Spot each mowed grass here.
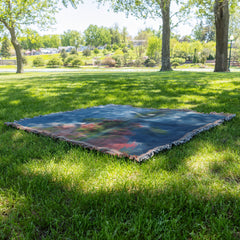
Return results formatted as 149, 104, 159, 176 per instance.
0, 71, 239, 239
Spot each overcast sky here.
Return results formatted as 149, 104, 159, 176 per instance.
40, 1, 195, 37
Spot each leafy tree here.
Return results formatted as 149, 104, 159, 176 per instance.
1, 36, 11, 59
179, 35, 192, 42
94, 48, 100, 54
0, 0, 59, 73
21, 29, 42, 51
109, 24, 121, 45
188, 0, 239, 72
0, 0, 82, 73
61, 30, 83, 49
146, 36, 162, 63
193, 21, 215, 42
229, 5, 240, 40
84, 25, 111, 47
134, 28, 154, 43
96, 0, 178, 71
135, 45, 145, 58
41, 34, 61, 48
121, 27, 129, 44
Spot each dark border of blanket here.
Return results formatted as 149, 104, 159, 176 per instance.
5, 105, 236, 162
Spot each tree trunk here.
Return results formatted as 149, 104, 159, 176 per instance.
214, 0, 229, 72
9, 27, 24, 73
160, 0, 172, 71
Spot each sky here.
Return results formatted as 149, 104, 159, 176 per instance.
40, 1, 195, 37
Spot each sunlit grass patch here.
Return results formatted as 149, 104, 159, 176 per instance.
0, 71, 239, 239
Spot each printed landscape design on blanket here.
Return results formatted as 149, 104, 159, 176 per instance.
5, 104, 235, 162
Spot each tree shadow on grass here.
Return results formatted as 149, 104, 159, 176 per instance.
1, 71, 239, 170
0, 134, 240, 239
0, 71, 240, 239
0, 71, 214, 120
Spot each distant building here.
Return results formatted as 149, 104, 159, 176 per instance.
39, 48, 58, 54
78, 45, 89, 52
24, 50, 41, 55
132, 40, 147, 47
58, 46, 75, 53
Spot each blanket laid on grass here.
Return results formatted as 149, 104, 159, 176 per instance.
5, 104, 235, 162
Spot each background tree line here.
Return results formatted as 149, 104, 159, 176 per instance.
0, 0, 239, 73
1, 25, 240, 69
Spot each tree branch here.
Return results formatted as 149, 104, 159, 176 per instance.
0, 17, 11, 30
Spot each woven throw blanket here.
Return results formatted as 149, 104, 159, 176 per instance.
5, 104, 235, 162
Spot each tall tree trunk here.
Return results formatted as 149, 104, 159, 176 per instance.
214, 0, 229, 72
160, 0, 172, 71
9, 27, 24, 73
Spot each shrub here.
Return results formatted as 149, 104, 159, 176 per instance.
133, 58, 143, 67
112, 55, 123, 67
126, 60, 134, 67
94, 48, 99, 54
60, 49, 68, 60
47, 57, 62, 68
94, 58, 101, 66
122, 47, 128, 53
106, 45, 112, 51
170, 58, 185, 65
102, 57, 116, 67
22, 56, 28, 65
64, 56, 75, 66
71, 57, 83, 67
103, 49, 108, 55
64, 56, 83, 67
33, 56, 45, 67
173, 50, 187, 59
112, 44, 119, 51
70, 48, 78, 55
208, 54, 215, 60
171, 62, 180, 68
82, 49, 91, 57
114, 49, 124, 55
147, 36, 161, 62
129, 43, 134, 50
144, 58, 156, 67
200, 56, 207, 64
123, 53, 130, 67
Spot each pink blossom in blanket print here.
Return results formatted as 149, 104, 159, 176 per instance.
5, 104, 235, 162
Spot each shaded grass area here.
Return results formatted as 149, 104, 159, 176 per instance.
0, 71, 239, 239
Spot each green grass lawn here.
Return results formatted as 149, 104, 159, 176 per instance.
0, 71, 239, 239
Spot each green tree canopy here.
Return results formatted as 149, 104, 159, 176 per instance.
193, 20, 215, 42
1, 36, 11, 59
61, 30, 83, 49
0, 0, 82, 73
146, 36, 162, 62
229, 5, 240, 40
84, 25, 111, 47
41, 34, 62, 48
134, 28, 155, 42
109, 24, 121, 45
19, 29, 42, 51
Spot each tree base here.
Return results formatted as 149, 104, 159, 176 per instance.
160, 67, 173, 72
